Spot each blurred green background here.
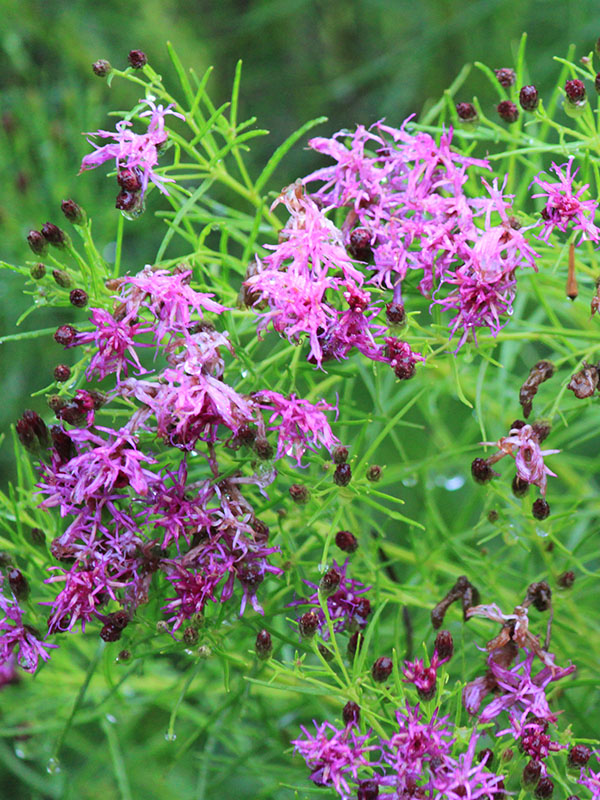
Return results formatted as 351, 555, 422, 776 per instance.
1, 0, 598, 466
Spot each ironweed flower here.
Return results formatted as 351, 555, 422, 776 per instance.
0, 576, 56, 672
532, 158, 600, 244
80, 99, 185, 199
481, 423, 559, 496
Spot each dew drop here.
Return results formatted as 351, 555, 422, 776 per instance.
164, 731, 177, 742
401, 475, 417, 487
105, 713, 117, 724
46, 757, 61, 774
535, 527, 549, 538
443, 475, 465, 492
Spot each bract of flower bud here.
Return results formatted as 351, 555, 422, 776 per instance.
497, 101, 519, 123
128, 49, 148, 69
61, 199, 86, 225
519, 85, 539, 111
92, 59, 111, 77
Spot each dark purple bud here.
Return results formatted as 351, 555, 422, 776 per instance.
117, 168, 143, 192
16, 410, 49, 454
50, 426, 76, 463
532, 420, 551, 443
371, 656, 393, 683
61, 199, 85, 226
523, 760, 543, 786
386, 301, 406, 326
317, 643, 334, 661
335, 530, 358, 553
41, 222, 67, 248
456, 102, 477, 121
519, 85, 539, 111
128, 49, 148, 69
52, 269, 73, 289
511, 419, 527, 430
255, 629, 273, 660
565, 79, 586, 103
332, 445, 349, 465
27, 230, 48, 255
512, 475, 529, 497
31, 527, 45, 546
54, 324, 78, 347
488, 509, 499, 522
116, 190, 139, 211
567, 796, 581, 800
253, 437, 273, 460
100, 623, 123, 642
534, 777, 554, 799
53, 364, 71, 382
366, 465, 382, 482
92, 59, 112, 77
357, 779, 379, 800
333, 463, 352, 487
501, 748, 514, 762
526, 581, 552, 612
595, 74, 600, 95
495, 68, 516, 87
557, 570, 575, 588
8, 569, 29, 601
568, 363, 599, 399
237, 562, 264, 590
30, 262, 46, 280
298, 611, 319, 639
342, 701, 360, 727
183, 626, 199, 646
289, 484, 310, 505
568, 745, 591, 768
532, 499, 550, 520
434, 630, 453, 661
348, 227, 373, 261
347, 631, 363, 658
471, 457, 495, 484
478, 748, 493, 766
250, 518, 269, 545
319, 568, 341, 598
117, 649, 131, 662
497, 101, 519, 123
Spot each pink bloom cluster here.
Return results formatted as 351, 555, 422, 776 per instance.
18, 264, 341, 668
0, 575, 55, 672
531, 157, 600, 244
483, 422, 559, 496
248, 121, 539, 353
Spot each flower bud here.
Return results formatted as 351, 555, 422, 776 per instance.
298, 611, 319, 639
335, 530, 358, 553
92, 59, 112, 77
568, 745, 591, 768
52, 269, 73, 288
50, 426, 76, 463
53, 364, 71, 382
522, 760, 543, 786
535, 777, 554, 799
488, 509, 499, 522
519, 85, 539, 111
456, 102, 477, 121
289, 484, 310, 504
347, 631, 363, 659
497, 101, 519, 123
8, 569, 29, 601
532, 499, 550, 520
434, 630, 453, 661
117, 168, 142, 192
317, 643, 334, 661
557, 570, 575, 588
253, 437, 273, 460
128, 50, 148, 69
42, 222, 67, 248
183, 626, 199, 646
565, 79, 586, 103
27, 230, 48, 255
342, 701, 360, 727
116, 190, 140, 212
332, 445, 349, 465
348, 228, 373, 261
61, 199, 86, 226
512, 475, 529, 497
568, 363, 599, 399
319, 568, 341, 598
371, 656, 393, 683
117, 649, 131, 662
495, 68, 516, 87
333, 463, 352, 487
385, 301, 406, 326
100, 623, 123, 642
477, 749, 493, 766
526, 581, 552, 612
16, 410, 49, 454
366, 465, 382, 482
255, 629, 272, 659
31, 527, 45, 546
357, 780, 379, 800
531, 420, 551, 443
471, 458, 495, 484
54, 325, 78, 347
30, 262, 46, 280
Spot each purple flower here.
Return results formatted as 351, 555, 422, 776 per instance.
482, 423, 559, 496
73, 307, 152, 381
292, 720, 377, 799
531, 157, 600, 244
0, 577, 56, 672
291, 560, 371, 638
429, 732, 505, 800
80, 99, 184, 198
254, 390, 338, 465
578, 766, 600, 800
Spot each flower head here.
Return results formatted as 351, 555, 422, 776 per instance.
532, 158, 599, 244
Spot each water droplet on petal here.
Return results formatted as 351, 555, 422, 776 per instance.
46, 757, 61, 774
164, 731, 177, 742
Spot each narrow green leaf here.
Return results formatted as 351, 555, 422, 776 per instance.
255, 116, 327, 193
